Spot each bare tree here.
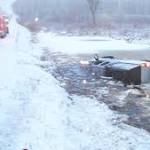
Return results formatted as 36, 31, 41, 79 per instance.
86, 0, 100, 26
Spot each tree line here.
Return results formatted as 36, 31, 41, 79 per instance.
13, 0, 150, 28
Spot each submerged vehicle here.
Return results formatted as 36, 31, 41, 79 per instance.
80, 55, 150, 86
0, 15, 9, 38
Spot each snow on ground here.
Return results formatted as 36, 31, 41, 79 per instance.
0, 0, 150, 150
37, 32, 150, 55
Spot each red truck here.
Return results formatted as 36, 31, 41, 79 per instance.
0, 15, 9, 38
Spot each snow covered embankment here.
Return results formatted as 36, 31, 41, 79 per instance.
0, 0, 150, 149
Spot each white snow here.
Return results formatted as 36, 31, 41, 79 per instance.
0, 0, 150, 150
37, 32, 150, 54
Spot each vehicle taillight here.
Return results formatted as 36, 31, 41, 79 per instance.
141, 62, 150, 68
146, 62, 150, 67
141, 63, 146, 67
80, 60, 89, 65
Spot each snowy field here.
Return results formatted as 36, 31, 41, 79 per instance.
37, 32, 150, 55
0, 0, 150, 150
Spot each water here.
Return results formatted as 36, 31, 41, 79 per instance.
40, 48, 150, 133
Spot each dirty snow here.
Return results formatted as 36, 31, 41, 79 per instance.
0, 0, 150, 150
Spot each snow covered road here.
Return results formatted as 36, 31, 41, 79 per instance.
0, 0, 150, 150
